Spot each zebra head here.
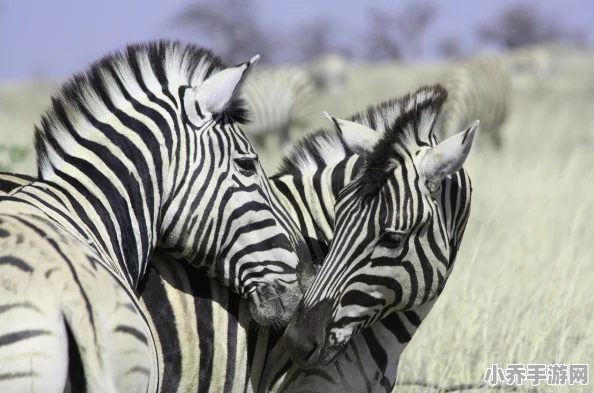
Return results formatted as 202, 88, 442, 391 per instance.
153, 48, 312, 326
284, 85, 478, 368
33, 42, 311, 327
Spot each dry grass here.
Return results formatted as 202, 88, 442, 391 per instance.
1, 48, 593, 392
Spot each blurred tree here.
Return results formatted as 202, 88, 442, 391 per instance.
294, 18, 334, 61
287, 17, 354, 63
365, 8, 403, 61
171, 0, 274, 64
398, 2, 437, 58
437, 36, 464, 59
365, 1, 437, 61
477, 4, 587, 49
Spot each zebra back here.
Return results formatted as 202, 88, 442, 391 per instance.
439, 54, 511, 149
0, 184, 160, 392
307, 53, 348, 93
240, 66, 319, 146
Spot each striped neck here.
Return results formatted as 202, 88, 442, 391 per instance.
34, 87, 172, 287
272, 155, 364, 264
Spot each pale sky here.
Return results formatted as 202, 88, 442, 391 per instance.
0, 0, 592, 82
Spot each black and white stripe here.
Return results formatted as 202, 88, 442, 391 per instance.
282, 84, 477, 387
0, 40, 312, 392
438, 54, 510, 149
135, 84, 476, 393
0, 84, 475, 392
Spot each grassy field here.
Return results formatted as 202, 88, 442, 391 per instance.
1, 46, 593, 392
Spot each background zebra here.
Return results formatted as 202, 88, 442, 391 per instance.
0, 40, 314, 392
306, 53, 349, 94
437, 53, 510, 150
505, 45, 555, 79
240, 65, 319, 150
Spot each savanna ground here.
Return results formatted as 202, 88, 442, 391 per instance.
0, 45, 593, 392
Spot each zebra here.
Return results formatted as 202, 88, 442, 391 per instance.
0, 40, 315, 392
240, 66, 319, 149
240, 56, 349, 151
0, 84, 476, 392
306, 53, 348, 94
505, 45, 555, 79
0, 172, 34, 194
437, 53, 510, 150
281, 84, 477, 386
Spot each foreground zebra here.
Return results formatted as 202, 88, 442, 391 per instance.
438, 54, 510, 149
0, 41, 313, 392
0, 84, 476, 392
241, 66, 318, 148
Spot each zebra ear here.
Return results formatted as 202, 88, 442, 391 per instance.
419, 120, 479, 189
195, 54, 260, 115
322, 111, 381, 156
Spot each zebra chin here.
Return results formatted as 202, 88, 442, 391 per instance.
248, 281, 304, 327
283, 299, 347, 369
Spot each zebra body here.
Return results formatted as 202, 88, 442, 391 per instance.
139, 250, 423, 393
0, 40, 313, 392
0, 84, 475, 392
241, 66, 318, 148
438, 54, 510, 149
0, 184, 159, 393
505, 46, 554, 78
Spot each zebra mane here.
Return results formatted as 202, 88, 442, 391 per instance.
274, 84, 448, 189
34, 40, 249, 171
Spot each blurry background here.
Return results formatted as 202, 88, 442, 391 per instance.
1, 1, 593, 392
0, 0, 592, 172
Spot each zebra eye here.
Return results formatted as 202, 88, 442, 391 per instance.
381, 231, 405, 249
234, 156, 258, 176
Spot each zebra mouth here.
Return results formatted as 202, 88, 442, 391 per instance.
248, 285, 288, 326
